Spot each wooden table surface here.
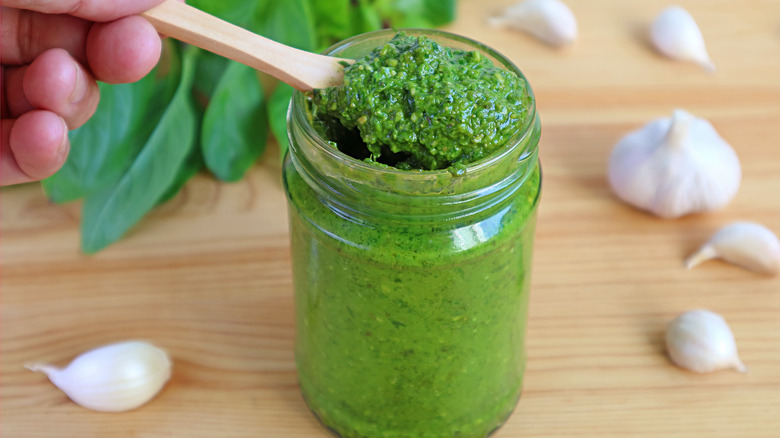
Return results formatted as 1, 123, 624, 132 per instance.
3, 0, 780, 436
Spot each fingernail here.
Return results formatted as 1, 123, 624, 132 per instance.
57, 116, 70, 161
69, 63, 87, 105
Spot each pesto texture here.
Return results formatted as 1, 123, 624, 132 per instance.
285, 165, 540, 438
310, 33, 533, 170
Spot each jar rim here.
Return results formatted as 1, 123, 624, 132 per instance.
290, 28, 538, 179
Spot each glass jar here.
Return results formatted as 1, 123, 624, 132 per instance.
283, 29, 541, 438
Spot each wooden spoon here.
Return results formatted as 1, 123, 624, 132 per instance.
141, 0, 351, 91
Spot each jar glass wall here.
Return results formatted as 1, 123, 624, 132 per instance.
283, 29, 541, 438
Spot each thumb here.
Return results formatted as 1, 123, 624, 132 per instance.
0, 0, 166, 22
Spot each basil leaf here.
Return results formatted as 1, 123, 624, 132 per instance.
308, 0, 351, 47
42, 76, 158, 203
253, 0, 316, 51
351, 0, 383, 35
193, 50, 229, 105
189, 0, 262, 105
157, 146, 204, 206
201, 62, 267, 182
40, 157, 85, 204
80, 47, 199, 254
374, 0, 458, 28
42, 42, 181, 204
421, 0, 456, 26
187, 0, 258, 26
267, 83, 294, 159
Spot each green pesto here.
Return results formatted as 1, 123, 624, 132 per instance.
310, 32, 533, 171
284, 163, 541, 438
285, 29, 540, 438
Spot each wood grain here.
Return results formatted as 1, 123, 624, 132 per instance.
2, 0, 780, 437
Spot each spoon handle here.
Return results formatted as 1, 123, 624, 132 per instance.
141, 0, 348, 90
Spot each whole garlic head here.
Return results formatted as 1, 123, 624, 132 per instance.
608, 109, 741, 218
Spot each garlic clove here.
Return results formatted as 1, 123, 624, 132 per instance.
650, 6, 715, 72
487, 0, 578, 48
26, 340, 172, 412
608, 109, 741, 218
666, 309, 747, 373
685, 222, 780, 275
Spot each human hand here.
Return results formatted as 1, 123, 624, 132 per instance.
1, 0, 166, 186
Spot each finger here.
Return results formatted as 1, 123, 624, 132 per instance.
19, 48, 99, 128
0, 0, 165, 22
86, 15, 161, 84
3, 65, 35, 117
1, 7, 90, 66
1, 110, 69, 186
0, 67, 9, 117
3, 50, 99, 128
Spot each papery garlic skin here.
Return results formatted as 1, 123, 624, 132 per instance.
651, 6, 715, 71
488, 0, 578, 48
666, 310, 747, 373
27, 340, 172, 412
686, 222, 780, 275
608, 109, 741, 218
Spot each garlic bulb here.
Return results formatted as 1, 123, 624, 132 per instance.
26, 340, 172, 412
651, 6, 715, 71
666, 309, 747, 373
686, 222, 780, 275
487, 0, 578, 48
608, 109, 741, 218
